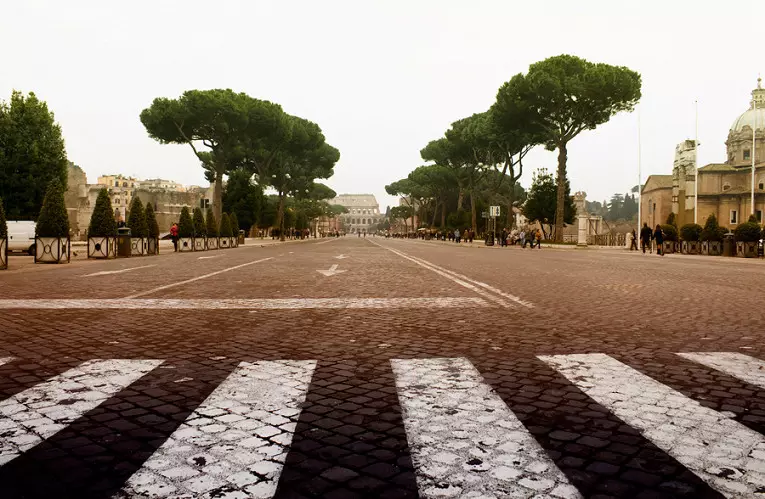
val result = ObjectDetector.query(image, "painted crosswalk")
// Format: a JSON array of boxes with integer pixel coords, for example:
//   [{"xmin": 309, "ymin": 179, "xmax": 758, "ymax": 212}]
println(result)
[{"xmin": 0, "ymin": 352, "xmax": 764, "ymax": 497}]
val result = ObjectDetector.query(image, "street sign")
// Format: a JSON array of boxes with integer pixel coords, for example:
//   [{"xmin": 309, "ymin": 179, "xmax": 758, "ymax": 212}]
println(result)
[
  {"xmin": 489, "ymin": 206, "xmax": 501, "ymax": 217},
  {"xmin": 481, "ymin": 211, "xmax": 489, "ymax": 219}
]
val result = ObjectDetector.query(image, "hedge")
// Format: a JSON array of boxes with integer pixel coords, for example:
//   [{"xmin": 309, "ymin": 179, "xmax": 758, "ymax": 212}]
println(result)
[
  {"xmin": 219, "ymin": 213, "xmax": 232, "ymax": 237},
  {"xmin": 699, "ymin": 214, "xmax": 725, "ymax": 242},
  {"xmin": 127, "ymin": 197, "xmax": 147, "ymax": 238},
  {"xmin": 660, "ymin": 224, "xmax": 678, "ymax": 242},
  {"xmin": 178, "ymin": 207, "xmax": 193, "ymax": 237},
  {"xmin": 0, "ymin": 197, "xmax": 7, "ymax": 239},
  {"xmin": 193, "ymin": 207, "xmax": 206, "ymax": 238},
  {"xmin": 145, "ymin": 202, "xmax": 160, "ymax": 238},
  {"xmin": 679, "ymin": 223, "xmax": 702, "ymax": 242},
  {"xmin": 206, "ymin": 207, "xmax": 219, "ymax": 237},
  {"xmin": 665, "ymin": 212, "xmax": 677, "ymax": 229},
  {"xmin": 230, "ymin": 212, "xmax": 240, "ymax": 238},
  {"xmin": 734, "ymin": 221, "xmax": 761, "ymax": 242},
  {"xmin": 87, "ymin": 188, "xmax": 117, "ymax": 237},
  {"xmin": 36, "ymin": 179, "xmax": 70, "ymax": 238}
]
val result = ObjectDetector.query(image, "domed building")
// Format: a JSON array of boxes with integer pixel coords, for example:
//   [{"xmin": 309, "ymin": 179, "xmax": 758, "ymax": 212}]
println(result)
[{"xmin": 642, "ymin": 78, "xmax": 765, "ymax": 229}]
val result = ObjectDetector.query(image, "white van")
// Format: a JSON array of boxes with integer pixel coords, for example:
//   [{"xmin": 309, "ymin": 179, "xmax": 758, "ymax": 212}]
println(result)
[{"xmin": 7, "ymin": 221, "xmax": 36, "ymax": 255}]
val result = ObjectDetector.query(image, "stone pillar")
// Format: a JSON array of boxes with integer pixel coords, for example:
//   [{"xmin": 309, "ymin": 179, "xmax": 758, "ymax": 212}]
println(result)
[{"xmin": 577, "ymin": 215, "xmax": 588, "ymax": 247}]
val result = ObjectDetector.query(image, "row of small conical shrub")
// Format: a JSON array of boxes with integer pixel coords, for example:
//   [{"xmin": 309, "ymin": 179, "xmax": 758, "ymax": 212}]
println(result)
[
  {"xmin": 87, "ymin": 188, "xmax": 159, "ymax": 239},
  {"xmin": 177, "ymin": 206, "xmax": 239, "ymax": 239}
]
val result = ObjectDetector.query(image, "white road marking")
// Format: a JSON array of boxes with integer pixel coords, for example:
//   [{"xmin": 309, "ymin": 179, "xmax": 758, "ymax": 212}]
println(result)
[
  {"xmin": 0, "ymin": 358, "xmax": 13, "ymax": 367},
  {"xmin": 334, "ymin": 254, "xmax": 349, "ymax": 259},
  {"xmin": 198, "ymin": 256, "xmax": 219, "ymax": 260},
  {"xmin": 678, "ymin": 352, "xmax": 765, "ymax": 389},
  {"xmin": 391, "ymin": 357, "xmax": 581, "ymax": 498},
  {"xmin": 124, "ymin": 257, "xmax": 273, "ymax": 298},
  {"xmin": 540, "ymin": 353, "xmax": 765, "ymax": 498},
  {"xmin": 0, "ymin": 359, "xmax": 162, "ymax": 466},
  {"xmin": 316, "ymin": 264, "xmax": 346, "ymax": 277},
  {"xmin": 0, "ymin": 297, "xmax": 489, "ymax": 310},
  {"xmin": 121, "ymin": 360, "xmax": 316, "ymax": 499},
  {"xmin": 315, "ymin": 239, "xmax": 336, "ymax": 245},
  {"xmin": 367, "ymin": 240, "xmax": 515, "ymax": 308},
  {"xmin": 82, "ymin": 265, "xmax": 155, "ymax": 277}
]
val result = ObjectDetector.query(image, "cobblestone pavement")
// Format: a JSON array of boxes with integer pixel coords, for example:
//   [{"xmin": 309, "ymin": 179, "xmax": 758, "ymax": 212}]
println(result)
[{"xmin": 0, "ymin": 237, "xmax": 764, "ymax": 498}]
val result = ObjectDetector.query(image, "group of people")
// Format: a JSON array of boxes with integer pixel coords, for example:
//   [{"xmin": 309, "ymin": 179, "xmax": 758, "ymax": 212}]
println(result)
[
  {"xmin": 503, "ymin": 228, "xmax": 544, "ymax": 248},
  {"xmin": 632, "ymin": 223, "xmax": 665, "ymax": 255}
]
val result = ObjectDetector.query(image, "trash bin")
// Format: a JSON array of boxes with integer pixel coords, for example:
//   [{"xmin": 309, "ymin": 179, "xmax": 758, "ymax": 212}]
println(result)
[
  {"xmin": 485, "ymin": 233, "xmax": 495, "ymax": 246},
  {"xmin": 722, "ymin": 233, "xmax": 735, "ymax": 257},
  {"xmin": 238, "ymin": 230, "xmax": 245, "ymax": 245},
  {"xmin": 117, "ymin": 227, "xmax": 132, "ymax": 258}
]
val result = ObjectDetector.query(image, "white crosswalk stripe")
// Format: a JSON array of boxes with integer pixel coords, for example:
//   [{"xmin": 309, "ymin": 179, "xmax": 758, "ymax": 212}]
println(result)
[
  {"xmin": 0, "ymin": 359, "xmax": 162, "ymax": 466},
  {"xmin": 678, "ymin": 352, "xmax": 765, "ymax": 390},
  {"xmin": 391, "ymin": 357, "xmax": 581, "ymax": 498},
  {"xmin": 119, "ymin": 360, "xmax": 316, "ymax": 499},
  {"xmin": 540, "ymin": 353, "xmax": 765, "ymax": 498}
]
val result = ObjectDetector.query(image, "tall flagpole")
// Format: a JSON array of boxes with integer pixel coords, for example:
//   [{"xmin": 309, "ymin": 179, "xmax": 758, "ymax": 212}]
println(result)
[
  {"xmin": 637, "ymin": 106, "xmax": 642, "ymax": 231},
  {"xmin": 694, "ymin": 100, "xmax": 699, "ymax": 224},
  {"xmin": 752, "ymin": 96, "xmax": 757, "ymax": 216}
]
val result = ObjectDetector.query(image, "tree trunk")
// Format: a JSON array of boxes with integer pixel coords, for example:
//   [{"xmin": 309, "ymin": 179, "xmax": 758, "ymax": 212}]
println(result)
[
  {"xmin": 506, "ymin": 181, "xmax": 516, "ymax": 228},
  {"xmin": 441, "ymin": 202, "xmax": 446, "ymax": 228},
  {"xmin": 213, "ymin": 168, "xmax": 224, "ymax": 224},
  {"xmin": 431, "ymin": 202, "xmax": 438, "ymax": 227},
  {"xmin": 276, "ymin": 192, "xmax": 286, "ymax": 242},
  {"xmin": 470, "ymin": 192, "xmax": 477, "ymax": 232},
  {"xmin": 457, "ymin": 188, "xmax": 464, "ymax": 212},
  {"xmin": 554, "ymin": 142, "xmax": 568, "ymax": 243}
]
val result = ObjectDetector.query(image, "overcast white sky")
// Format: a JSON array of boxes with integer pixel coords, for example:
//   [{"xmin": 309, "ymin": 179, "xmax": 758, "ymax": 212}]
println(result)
[{"xmin": 1, "ymin": 1, "xmax": 761, "ymax": 210}]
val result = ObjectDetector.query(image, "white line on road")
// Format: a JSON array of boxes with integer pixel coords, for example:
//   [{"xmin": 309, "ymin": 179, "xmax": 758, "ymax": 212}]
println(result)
[
  {"xmin": 315, "ymin": 239, "xmax": 336, "ymax": 245},
  {"xmin": 334, "ymin": 254, "xmax": 349, "ymax": 259},
  {"xmin": 391, "ymin": 357, "xmax": 581, "ymax": 498},
  {"xmin": 316, "ymin": 264, "xmax": 346, "ymax": 277},
  {"xmin": 0, "ymin": 359, "xmax": 162, "ymax": 466},
  {"xmin": 0, "ymin": 358, "xmax": 13, "ymax": 367},
  {"xmin": 197, "ymin": 255, "xmax": 219, "ymax": 260},
  {"xmin": 0, "ymin": 297, "xmax": 489, "ymax": 310},
  {"xmin": 540, "ymin": 353, "xmax": 765, "ymax": 498},
  {"xmin": 120, "ymin": 360, "xmax": 316, "ymax": 498},
  {"xmin": 367, "ymin": 240, "xmax": 520, "ymax": 308},
  {"xmin": 678, "ymin": 352, "xmax": 765, "ymax": 389},
  {"xmin": 82, "ymin": 265, "xmax": 155, "ymax": 277},
  {"xmin": 124, "ymin": 257, "xmax": 274, "ymax": 298}
]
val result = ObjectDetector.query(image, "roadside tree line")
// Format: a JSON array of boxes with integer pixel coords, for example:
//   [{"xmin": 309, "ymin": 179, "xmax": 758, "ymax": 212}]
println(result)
[{"xmin": 386, "ymin": 54, "xmax": 641, "ymax": 241}]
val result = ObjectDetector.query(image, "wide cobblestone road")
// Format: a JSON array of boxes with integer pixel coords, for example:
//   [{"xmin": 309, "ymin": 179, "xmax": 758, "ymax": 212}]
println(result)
[{"xmin": 0, "ymin": 237, "xmax": 764, "ymax": 499}]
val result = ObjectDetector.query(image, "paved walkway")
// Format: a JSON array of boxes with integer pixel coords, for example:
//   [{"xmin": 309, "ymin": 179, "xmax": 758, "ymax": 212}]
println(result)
[{"xmin": 0, "ymin": 237, "xmax": 763, "ymax": 498}]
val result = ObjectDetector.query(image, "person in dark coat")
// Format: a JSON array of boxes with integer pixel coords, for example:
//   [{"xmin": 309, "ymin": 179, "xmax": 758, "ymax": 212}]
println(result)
[
  {"xmin": 640, "ymin": 223, "xmax": 652, "ymax": 254},
  {"xmin": 653, "ymin": 225, "xmax": 664, "ymax": 256}
]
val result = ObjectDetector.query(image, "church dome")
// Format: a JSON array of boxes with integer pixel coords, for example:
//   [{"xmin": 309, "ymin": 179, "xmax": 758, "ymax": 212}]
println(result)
[{"xmin": 730, "ymin": 77, "xmax": 765, "ymax": 133}]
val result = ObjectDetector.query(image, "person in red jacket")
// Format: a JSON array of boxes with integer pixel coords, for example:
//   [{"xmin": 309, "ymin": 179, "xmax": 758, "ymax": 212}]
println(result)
[{"xmin": 170, "ymin": 223, "xmax": 179, "ymax": 252}]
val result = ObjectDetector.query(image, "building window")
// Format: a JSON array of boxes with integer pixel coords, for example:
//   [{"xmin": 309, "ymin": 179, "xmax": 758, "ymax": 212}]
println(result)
[
  {"xmin": 759, "ymin": 182, "xmax": 764, "ymax": 190},
  {"xmin": 744, "ymin": 149, "xmax": 751, "ymax": 160},
  {"xmin": 723, "ymin": 184, "xmax": 731, "ymax": 192},
  {"xmin": 730, "ymin": 210, "xmax": 738, "ymax": 225},
  {"xmin": 758, "ymin": 210, "xmax": 763, "ymax": 223},
  {"xmin": 123, "ymin": 182, "xmax": 128, "ymax": 187}
]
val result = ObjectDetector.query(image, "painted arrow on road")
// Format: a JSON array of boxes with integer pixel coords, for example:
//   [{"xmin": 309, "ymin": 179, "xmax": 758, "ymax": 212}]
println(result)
[
  {"xmin": 317, "ymin": 264, "xmax": 346, "ymax": 277},
  {"xmin": 334, "ymin": 254, "xmax": 349, "ymax": 259}
]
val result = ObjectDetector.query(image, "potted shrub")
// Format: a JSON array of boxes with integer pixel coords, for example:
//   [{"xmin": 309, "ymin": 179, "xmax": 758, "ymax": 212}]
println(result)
[
  {"xmin": 660, "ymin": 224, "xmax": 677, "ymax": 254},
  {"xmin": 205, "ymin": 207, "xmax": 219, "ymax": 249},
  {"xmin": 87, "ymin": 188, "xmax": 117, "ymax": 259},
  {"xmin": 679, "ymin": 223, "xmax": 702, "ymax": 254},
  {"xmin": 145, "ymin": 203, "xmax": 160, "ymax": 255},
  {"xmin": 230, "ymin": 212, "xmax": 241, "ymax": 247},
  {"xmin": 127, "ymin": 197, "xmax": 147, "ymax": 256},
  {"xmin": 700, "ymin": 214, "xmax": 724, "ymax": 255},
  {"xmin": 35, "ymin": 179, "xmax": 70, "ymax": 264},
  {"xmin": 734, "ymin": 220, "xmax": 761, "ymax": 258},
  {"xmin": 192, "ymin": 207, "xmax": 207, "ymax": 251},
  {"xmin": 177, "ymin": 207, "xmax": 194, "ymax": 252},
  {"xmin": 0, "ymin": 197, "xmax": 7, "ymax": 270},
  {"xmin": 219, "ymin": 213, "xmax": 233, "ymax": 248}
]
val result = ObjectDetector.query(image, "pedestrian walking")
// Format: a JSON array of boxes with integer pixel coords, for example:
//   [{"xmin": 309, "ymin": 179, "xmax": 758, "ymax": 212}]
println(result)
[
  {"xmin": 653, "ymin": 225, "xmax": 664, "ymax": 256},
  {"xmin": 501, "ymin": 229, "xmax": 507, "ymax": 247},
  {"xmin": 640, "ymin": 223, "xmax": 652, "ymax": 254},
  {"xmin": 535, "ymin": 229, "xmax": 543, "ymax": 249},
  {"xmin": 170, "ymin": 223, "xmax": 179, "ymax": 252},
  {"xmin": 520, "ymin": 230, "xmax": 526, "ymax": 248},
  {"xmin": 630, "ymin": 229, "xmax": 638, "ymax": 251},
  {"xmin": 454, "ymin": 228, "xmax": 461, "ymax": 243}
]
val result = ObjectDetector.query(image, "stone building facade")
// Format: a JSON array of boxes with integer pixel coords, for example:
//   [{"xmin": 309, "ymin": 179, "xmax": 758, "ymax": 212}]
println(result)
[
  {"xmin": 65, "ymin": 165, "xmax": 212, "ymax": 240},
  {"xmin": 329, "ymin": 194, "xmax": 383, "ymax": 233},
  {"xmin": 642, "ymin": 78, "xmax": 765, "ymax": 229}
]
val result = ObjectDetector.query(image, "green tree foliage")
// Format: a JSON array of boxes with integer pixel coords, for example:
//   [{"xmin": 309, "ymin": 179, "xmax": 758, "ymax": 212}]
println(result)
[
  {"xmin": 223, "ymin": 169, "xmax": 262, "ymax": 234},
  {"xmin": 497, "ymin": 55, "xmax": 641, "ymax": 241},
  {"xmin": 145, "ymin": 202, "xmax": 160, "ymax": 238},
  {"xmin": 660, "ymin": 224, "xmax": 678, "ymax": 242},
  {"xmin": 0, "ymin": 91, "xmax": 68, "ymax": 220},
  {"xmin": 230, "ymin": 212, "xmax": 240, "ymax": 237},
  {"xmin": 35, "ymin": 179, "xmax": 69, "ymax": 238},
  {"xmin": 390, "ymin": 205, "xmax": 414, "ymax": 232},
  {"xmin": 748, "ymin": 214, "xmax": 759, "ymax": 223},
  {"xmin": 193, "ymin": 207, "xmax": 206, "ymax": 238},
  {"xmin": 700, "ymin": 214, "xmax": 725, "ymax": 242},
  {"xmin": 127, "ymin": 197, "xmax": 147, "ymax": 238},
  {"xmin": 0, "ymin": 197, "xmax": 7, "ymax": 238},
  {"xmin": 219, "ymin": 213, "xmax": 233, "ymax": 237},
  {"xmin": 178, "ymin": 207, "xmax": 193, "ymax": 238},
  {"xmin": 523, "ymin": 168, "xmax": 575, "ymax": 238},
  {"xmin": 666, "ymin": 212, "xmax": 677, "ymax": 228},
  {"xmin": 87, "ymin": 188, "xmax": 117, "ymax": 237},
  {"xmin": 734, "ymin": 222, "xmax": 761, "ymax": 242},
  {"xmin": 206, "ymin": 207, "xmax": 219, "ymax": 237},
  {"xmin": 679, "ymin": 223, "xmax": 702, "ymax": 242}
]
